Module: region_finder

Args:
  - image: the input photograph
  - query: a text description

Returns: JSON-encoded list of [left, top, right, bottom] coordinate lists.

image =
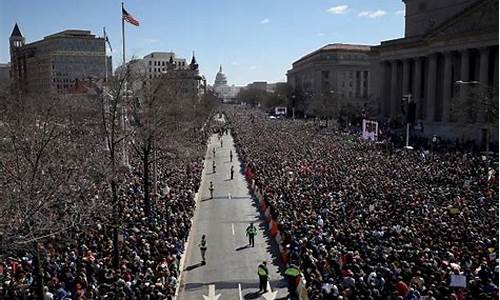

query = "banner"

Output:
[[362, 119, 378, 141]]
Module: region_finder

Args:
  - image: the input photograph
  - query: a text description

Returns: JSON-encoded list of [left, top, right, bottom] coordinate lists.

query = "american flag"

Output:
[[122, 7, 139, 26]]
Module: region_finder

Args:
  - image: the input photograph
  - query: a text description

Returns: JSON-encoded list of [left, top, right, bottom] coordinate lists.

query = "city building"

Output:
[[212, 65, 240, 101], [117, 53, 206, 100], [287, 43, 372, 111], [0, 63, 10, 82], [9, 24, 111, 94], [159, 54, 206, 99], [143, 52, 187, 79], [246, 81, 267, 92], [371, 0, 498, 142], [115, 52, 188, 79]]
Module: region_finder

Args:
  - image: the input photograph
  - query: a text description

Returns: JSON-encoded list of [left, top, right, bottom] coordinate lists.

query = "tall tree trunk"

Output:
[[33, 242, 44, 300], [143, 149, 151, 218], [111, 179, 120, 269]]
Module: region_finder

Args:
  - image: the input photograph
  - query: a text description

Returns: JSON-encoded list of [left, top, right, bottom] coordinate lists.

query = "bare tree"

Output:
[[127, 70, 215, 218], [95, 69, 131, 269], [308, 93, 337, 127], [451, 83, 498, 125], [451, 83, 498, 151], [0, 92, 102, 299]]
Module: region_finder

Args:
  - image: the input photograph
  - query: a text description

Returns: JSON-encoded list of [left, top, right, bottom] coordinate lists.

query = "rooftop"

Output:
[[144, 52, 176, 59], [293, 43, 372, 65], [10, 23, 23, 38], [44, 30, 95, 40]]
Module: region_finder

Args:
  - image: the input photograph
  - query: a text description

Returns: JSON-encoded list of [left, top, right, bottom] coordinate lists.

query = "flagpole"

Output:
[[103, 27, 108, 82], [121, 1, 129, 167], [121, 2, 125, 67]]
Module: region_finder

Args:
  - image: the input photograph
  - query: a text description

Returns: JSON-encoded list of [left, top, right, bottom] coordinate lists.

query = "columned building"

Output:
[[371, 0, 498, 142], [287, 43, 372, 112]]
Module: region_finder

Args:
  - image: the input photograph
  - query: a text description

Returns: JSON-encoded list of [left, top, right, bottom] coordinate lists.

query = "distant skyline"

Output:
[[0, 0, 405, 86]]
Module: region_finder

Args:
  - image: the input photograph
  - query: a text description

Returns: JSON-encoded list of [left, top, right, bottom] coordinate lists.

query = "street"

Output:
[[177, 116, 288, 300]]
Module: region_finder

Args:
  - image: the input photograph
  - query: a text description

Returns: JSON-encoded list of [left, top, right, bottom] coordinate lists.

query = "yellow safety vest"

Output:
[[285, 267, 300, 277], [258, 265, 268, 276], [199, 240, 207, 250]]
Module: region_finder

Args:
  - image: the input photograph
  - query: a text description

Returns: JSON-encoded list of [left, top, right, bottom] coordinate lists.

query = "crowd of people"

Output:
[[0, 115, 224, 299], [226, 106, 498, 300]]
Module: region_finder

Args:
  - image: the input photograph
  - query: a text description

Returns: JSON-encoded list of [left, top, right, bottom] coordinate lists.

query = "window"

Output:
[[149, 61, 152, 66], [322, 70, 330, 79], [162, 61, 165, 66]]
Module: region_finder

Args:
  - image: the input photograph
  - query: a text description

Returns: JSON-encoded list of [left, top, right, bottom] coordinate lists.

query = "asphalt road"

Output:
[[177, 117, 288, 300]]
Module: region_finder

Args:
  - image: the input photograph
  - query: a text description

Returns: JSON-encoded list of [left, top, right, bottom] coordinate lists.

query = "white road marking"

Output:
[[262, 281, 278, 300], [238, 283, 243, 300], [202, 284, 221, 300], [231, 223, 235, 236]]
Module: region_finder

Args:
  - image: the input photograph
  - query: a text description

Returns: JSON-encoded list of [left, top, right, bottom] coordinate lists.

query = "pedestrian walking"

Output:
[[246, 223, 257, 247], [212, 147, 216, 158], [199, 235, 207, 264], [212, 161, 216, 173], [229, 150, 233, 162], [257, 261, 269, 293], [209, 181, 214, 199], [220, 138, 223, 147], [230, 165, 234, 180]]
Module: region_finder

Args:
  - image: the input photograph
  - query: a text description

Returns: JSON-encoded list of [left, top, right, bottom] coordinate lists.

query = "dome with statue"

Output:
[[214, 65, 227, 86]]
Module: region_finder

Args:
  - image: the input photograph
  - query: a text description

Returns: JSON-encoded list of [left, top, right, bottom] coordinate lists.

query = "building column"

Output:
[[494, 48, 499, 87], [402, 59, 410, 95], [413, 57, 423, 120], [426, 53, 437, 122], [459, 49, 470, 98], [478, 47, 489, 122], [390, 60, 399, 118], [382, 61, 391, 116], [442, 52, 453, 122]]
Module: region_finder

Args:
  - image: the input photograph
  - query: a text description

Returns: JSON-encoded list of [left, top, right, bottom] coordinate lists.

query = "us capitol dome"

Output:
[[214, 65, 228, 87]]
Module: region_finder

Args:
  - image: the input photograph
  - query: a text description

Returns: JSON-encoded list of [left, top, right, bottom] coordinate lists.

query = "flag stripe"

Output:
[[122, 8, 140, 26]]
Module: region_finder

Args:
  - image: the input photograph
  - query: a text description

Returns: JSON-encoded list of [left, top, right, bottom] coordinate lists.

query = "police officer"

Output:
[[230, 165, 234, 180], [199, 235, 207, 264], [285, 264, 301, 298], [229, 150, 233, 162], [257, 261, 269, 293], [246, 223, 257, 247], [212, 160, 216, 173], [209, 181, 214, 199]]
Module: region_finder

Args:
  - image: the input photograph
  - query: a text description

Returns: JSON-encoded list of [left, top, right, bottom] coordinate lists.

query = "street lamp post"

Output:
[[402, 94, 415, 148]]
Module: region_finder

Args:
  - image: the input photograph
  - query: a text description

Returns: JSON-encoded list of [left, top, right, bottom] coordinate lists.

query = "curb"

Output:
[[173, 190, 199, 300], [174, 137, 212, 299]]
